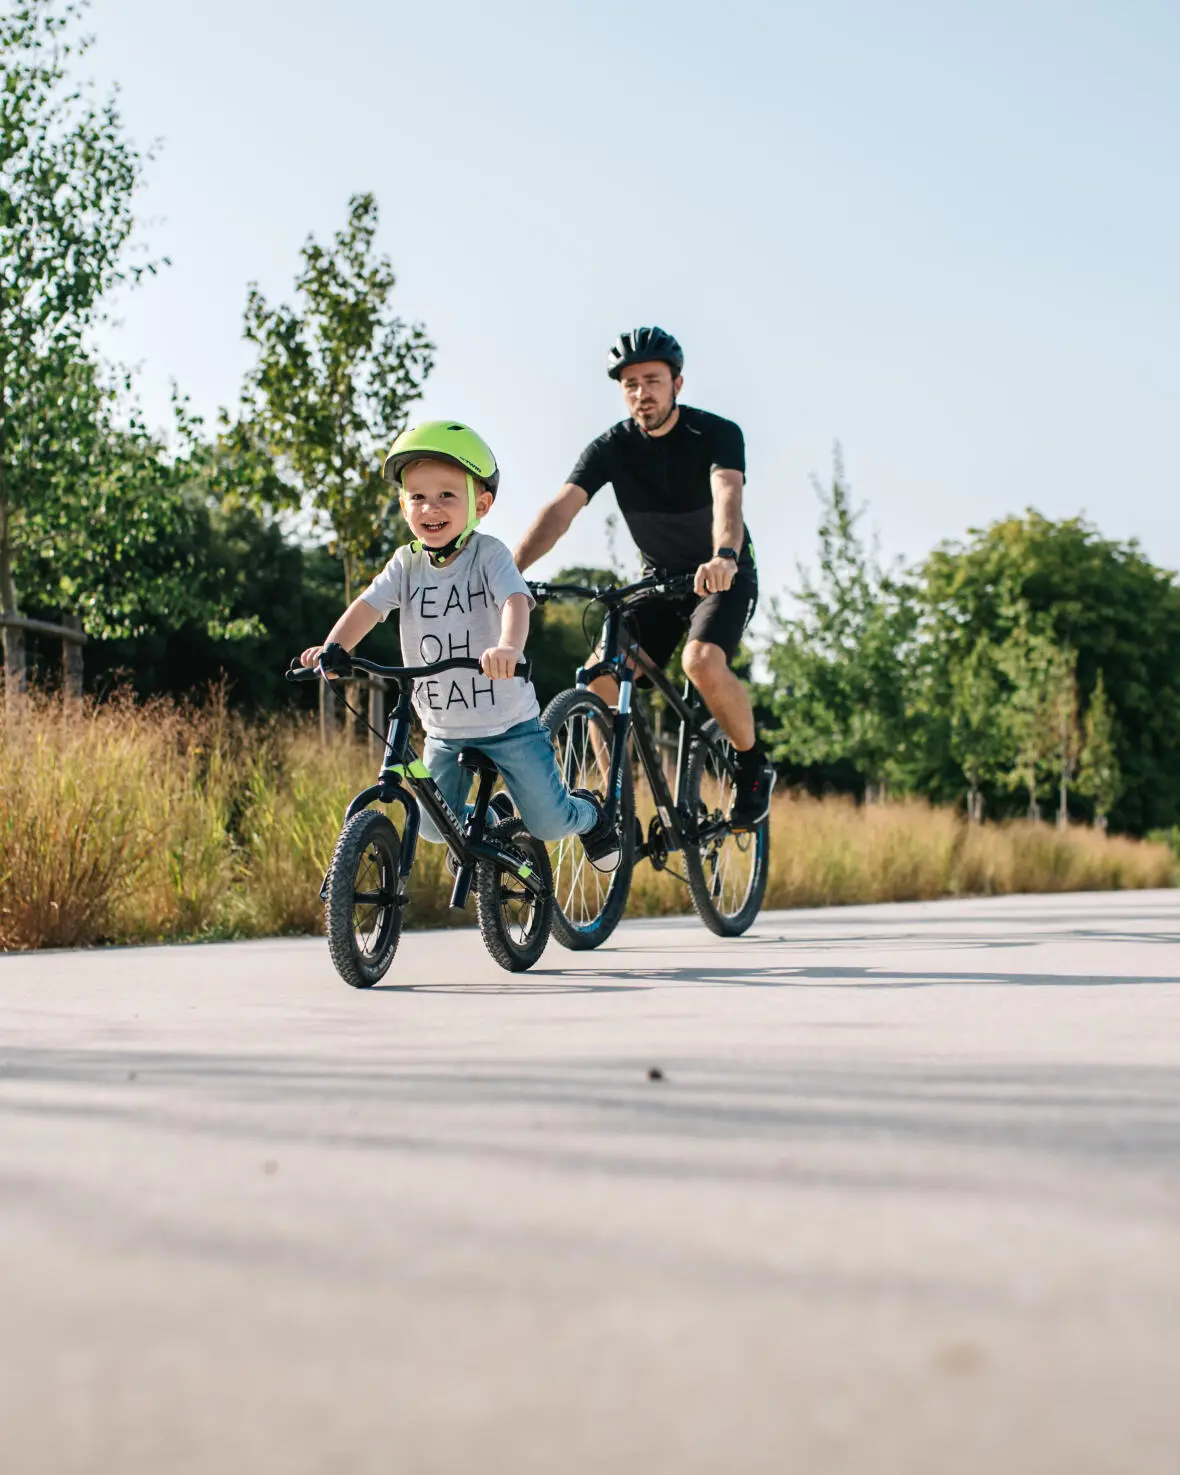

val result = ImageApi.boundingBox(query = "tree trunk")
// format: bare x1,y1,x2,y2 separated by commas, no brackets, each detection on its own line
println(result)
1026,771,1040,822
0,344,21,704
368,676,385,757
62,612,84,700
1057,771,1069,829
0,495,27,702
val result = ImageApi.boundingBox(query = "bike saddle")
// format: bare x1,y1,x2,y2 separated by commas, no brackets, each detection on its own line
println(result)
457,747,498,775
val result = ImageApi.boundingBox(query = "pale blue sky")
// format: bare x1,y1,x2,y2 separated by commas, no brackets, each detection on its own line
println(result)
90,0,1179,599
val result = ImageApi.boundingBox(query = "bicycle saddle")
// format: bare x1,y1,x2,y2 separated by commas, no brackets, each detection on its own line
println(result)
457,747,498,775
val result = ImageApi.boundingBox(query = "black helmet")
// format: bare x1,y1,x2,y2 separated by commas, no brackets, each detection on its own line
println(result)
606,326,684,380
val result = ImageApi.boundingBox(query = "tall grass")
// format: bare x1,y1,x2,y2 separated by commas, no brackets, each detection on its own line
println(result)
628,793,1175,917
0,693,1173,951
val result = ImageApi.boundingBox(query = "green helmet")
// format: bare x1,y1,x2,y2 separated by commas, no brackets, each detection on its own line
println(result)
381,420,500,495
381,420,500,565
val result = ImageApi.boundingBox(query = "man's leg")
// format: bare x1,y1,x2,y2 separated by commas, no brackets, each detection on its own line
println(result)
682,576,775,828
681,639,756,751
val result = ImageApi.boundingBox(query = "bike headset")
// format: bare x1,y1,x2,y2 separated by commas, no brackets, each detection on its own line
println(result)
381,420,501,568
606,326,685,436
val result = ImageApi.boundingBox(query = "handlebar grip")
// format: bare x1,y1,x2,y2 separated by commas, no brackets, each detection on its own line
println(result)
285,664,319,683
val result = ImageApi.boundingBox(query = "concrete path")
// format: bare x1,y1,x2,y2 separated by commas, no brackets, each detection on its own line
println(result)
2,890,1179,1474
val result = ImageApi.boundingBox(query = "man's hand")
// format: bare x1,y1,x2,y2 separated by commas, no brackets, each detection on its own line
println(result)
694,554,738,598
480,644,524,679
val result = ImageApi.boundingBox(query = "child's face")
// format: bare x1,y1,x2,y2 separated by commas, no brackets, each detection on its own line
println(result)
400,459,493,547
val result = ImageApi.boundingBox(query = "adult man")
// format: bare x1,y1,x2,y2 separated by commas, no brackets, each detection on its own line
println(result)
514,326,775,828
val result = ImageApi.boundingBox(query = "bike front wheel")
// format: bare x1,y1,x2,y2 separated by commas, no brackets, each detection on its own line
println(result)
325,808,404,987
683,720,770,937
541,687,636,950
474,820,554,972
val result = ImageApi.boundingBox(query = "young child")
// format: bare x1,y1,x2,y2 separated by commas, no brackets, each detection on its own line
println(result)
299,420,620,871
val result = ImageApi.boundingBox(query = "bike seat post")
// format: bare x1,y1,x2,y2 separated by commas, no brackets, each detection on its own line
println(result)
463,761,497,842
448,753,497,912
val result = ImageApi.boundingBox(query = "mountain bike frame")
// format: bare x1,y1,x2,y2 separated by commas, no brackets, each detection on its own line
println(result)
531,574,737,859
286,654,547,911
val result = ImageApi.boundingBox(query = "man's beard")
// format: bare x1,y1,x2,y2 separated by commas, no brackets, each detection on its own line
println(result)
633,397,677,434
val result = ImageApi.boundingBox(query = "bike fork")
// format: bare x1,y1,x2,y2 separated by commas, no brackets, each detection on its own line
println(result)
602,672,634,829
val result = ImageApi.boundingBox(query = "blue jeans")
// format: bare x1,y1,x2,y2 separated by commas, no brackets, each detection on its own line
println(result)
418,717,597,844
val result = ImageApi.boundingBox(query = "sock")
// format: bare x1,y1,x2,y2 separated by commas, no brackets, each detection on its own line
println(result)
735,743,764,771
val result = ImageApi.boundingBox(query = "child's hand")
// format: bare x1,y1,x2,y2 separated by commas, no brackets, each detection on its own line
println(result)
299,644,351,679
480,644,524,680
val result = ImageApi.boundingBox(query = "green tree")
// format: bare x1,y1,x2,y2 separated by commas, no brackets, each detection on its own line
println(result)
764,452,920,799
1077,671,1122,831
947,638,1006,822
14,360,227,640
0,0,158,689
231,193,434,603
919,513,1180,832
996,624,1062,821
1048,644,1081,828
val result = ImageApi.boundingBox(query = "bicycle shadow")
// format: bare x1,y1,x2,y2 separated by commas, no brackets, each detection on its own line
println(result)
369,978,636,996
548,961,1180,992
366,960,1180,996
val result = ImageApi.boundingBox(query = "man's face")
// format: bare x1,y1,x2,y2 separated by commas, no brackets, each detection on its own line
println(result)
619,360,682,430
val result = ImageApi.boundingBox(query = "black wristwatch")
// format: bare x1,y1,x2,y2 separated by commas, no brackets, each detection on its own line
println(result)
715,546,739,564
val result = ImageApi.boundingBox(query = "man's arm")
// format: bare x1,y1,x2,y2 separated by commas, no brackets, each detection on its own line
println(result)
694,469,745,597
513,483,589,572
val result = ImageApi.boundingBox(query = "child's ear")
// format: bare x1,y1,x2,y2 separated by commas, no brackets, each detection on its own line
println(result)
475,488,495,519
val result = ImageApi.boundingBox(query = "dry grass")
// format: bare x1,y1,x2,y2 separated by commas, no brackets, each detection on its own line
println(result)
0,694,1173,952
627,792,1175,917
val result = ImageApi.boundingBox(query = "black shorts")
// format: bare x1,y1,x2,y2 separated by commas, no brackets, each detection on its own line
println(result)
620,567,758,671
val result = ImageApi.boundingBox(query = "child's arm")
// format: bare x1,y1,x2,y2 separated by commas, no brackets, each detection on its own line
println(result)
300,596,382,669
480,592,530,679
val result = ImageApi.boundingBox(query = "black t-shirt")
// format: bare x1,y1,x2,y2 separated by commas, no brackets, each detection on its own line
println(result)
567,406,753,575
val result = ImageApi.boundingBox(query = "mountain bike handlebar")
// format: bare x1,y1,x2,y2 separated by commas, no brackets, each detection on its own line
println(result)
285,654,531,684
528,569,696,605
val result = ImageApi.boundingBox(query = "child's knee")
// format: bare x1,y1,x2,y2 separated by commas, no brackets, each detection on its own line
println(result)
514,798,576,844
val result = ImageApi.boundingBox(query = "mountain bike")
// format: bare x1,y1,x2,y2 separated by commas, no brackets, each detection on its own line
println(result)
529,571,770,949
286,652,553,986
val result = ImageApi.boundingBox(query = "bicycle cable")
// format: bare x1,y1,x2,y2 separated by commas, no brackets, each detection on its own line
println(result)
320,677,395,747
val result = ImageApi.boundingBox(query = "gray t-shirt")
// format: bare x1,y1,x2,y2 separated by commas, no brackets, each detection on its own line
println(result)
360,532,540,740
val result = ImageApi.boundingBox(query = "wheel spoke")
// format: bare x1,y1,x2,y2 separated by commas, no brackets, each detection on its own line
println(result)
691,739,758,921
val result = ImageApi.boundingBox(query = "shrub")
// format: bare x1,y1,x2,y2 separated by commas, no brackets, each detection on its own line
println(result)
0,695,1173,952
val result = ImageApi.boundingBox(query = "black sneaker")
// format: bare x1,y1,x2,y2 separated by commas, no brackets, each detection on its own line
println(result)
730,752,776,830
572,789,621,873
488,793,516,825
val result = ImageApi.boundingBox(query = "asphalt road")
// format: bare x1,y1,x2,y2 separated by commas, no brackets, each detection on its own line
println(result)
2,890,1179,1475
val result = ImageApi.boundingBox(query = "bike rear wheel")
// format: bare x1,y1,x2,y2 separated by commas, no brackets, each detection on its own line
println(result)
541,687,636,950
683,720,769,937
325,808,403,987
474,820,554,971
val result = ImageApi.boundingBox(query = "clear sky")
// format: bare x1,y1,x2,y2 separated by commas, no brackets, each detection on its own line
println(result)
88,0,1179,600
